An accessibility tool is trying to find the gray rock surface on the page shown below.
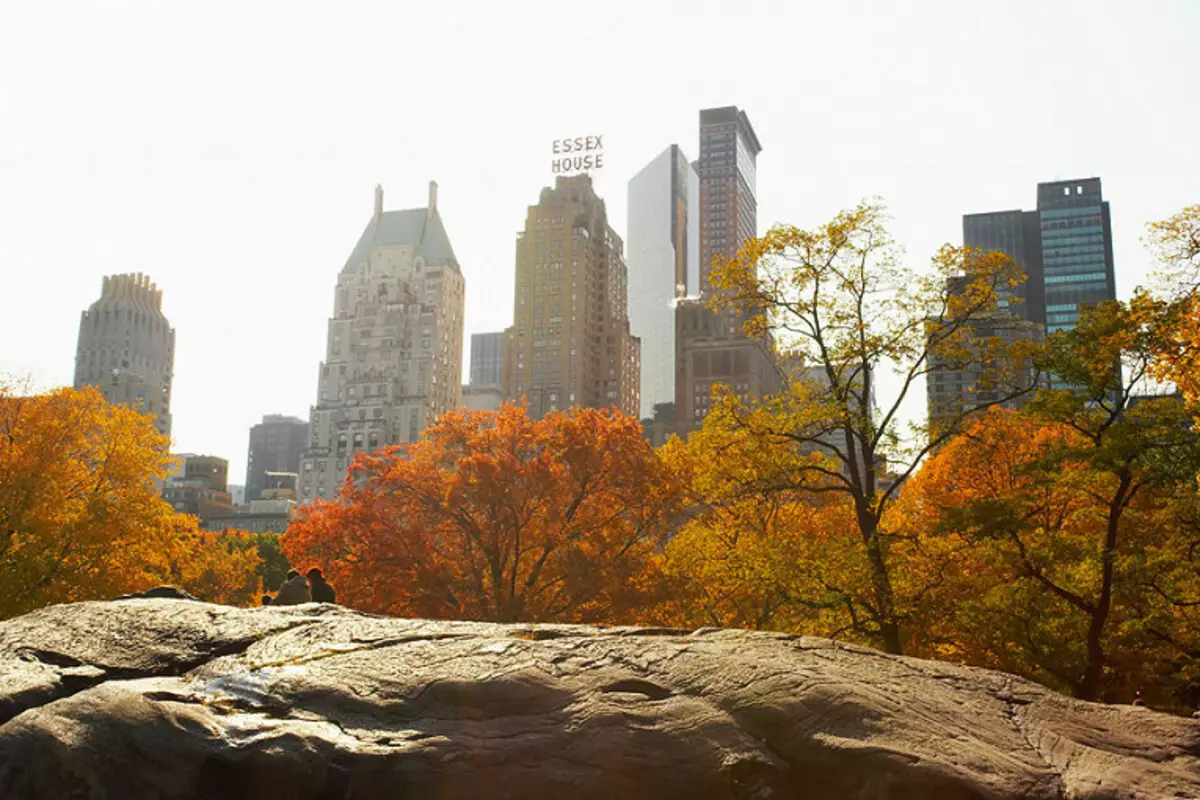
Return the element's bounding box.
[0,599,1197,799]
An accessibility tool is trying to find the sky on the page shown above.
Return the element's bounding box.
[2,0,1197,485]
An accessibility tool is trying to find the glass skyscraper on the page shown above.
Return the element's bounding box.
[962,177,1116,332]
[932,177,1118,422]
[627,144,699,420]
[1036,178,1116,333]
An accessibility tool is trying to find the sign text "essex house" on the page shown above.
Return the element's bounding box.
[551,136,604,174]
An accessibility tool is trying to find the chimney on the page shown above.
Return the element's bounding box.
[427,180,438,218]
[373,184,383,221]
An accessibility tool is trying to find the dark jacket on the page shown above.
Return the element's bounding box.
[273,574,311,605]
[310,576,336,604]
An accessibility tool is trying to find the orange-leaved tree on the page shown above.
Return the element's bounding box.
[900,297,1200,703]
[0,383,261,617]
[282,403,682,622]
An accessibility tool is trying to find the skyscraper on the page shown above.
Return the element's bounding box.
[245,414,308,502]
[674,106,778,433]
[469,331,504,387]
[698,106,762,287]
[962,210,1045,324]
[298,183,465,503]
[1037,178,1116,333]
[502,174,639,419]
[931,177,1117,422]
[627,144,699,420]
[74,273,175,437]
[963,177,1116,333]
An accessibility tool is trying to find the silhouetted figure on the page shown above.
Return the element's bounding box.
[307,568,336,604]
[273,569,311,605]
[261,594,273,606]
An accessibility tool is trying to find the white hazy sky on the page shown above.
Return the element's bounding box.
[2,1,1197,485]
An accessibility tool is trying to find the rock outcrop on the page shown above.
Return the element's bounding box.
[1,599,1197,799]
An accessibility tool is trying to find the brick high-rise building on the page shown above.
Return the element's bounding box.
[74,273,175,437]
[245,414,308,502]
[299,182,465,503]
[502,174,639,419]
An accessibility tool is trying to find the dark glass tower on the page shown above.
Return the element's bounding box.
[962,210,1045,324]
[962,177,1115,331]
[933,178,1118,423]
[1036,178,1116,333]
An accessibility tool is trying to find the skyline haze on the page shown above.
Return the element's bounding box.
[2,1,1197,483]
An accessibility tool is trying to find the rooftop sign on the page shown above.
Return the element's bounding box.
[552,136,604,174]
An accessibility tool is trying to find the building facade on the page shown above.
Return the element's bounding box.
[627,144,699,420]
[245,414,308,502]
[963,209,1045,324]
[163,453,232,523]
[698,106,762,287]
[299,183,465,503]
[964,177,1116,332]
[936,177,1117,420]
[674,297,782,427]
[469,332,504,388]
[926,303,1044,427]
[462,384,503,412]
[1037,178,1117,333]
[502,174,640,419]
[74,273,175,437]
[672,106,776,435]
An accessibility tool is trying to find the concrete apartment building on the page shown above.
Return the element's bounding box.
[502,174,639,419]
[245,414,308,502]
[627,144,699,420]
[299,183,465,503]
[74,273,175,437]
[674,107,779,434]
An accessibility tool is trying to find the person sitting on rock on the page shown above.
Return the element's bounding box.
[307,567,336,604]
[272,569,311,605]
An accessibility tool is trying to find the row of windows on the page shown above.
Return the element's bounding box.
[1044,272,1107,285]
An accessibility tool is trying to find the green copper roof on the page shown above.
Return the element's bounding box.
[341,207,459,273]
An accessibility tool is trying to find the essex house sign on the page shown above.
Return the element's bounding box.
[551,135,604,174]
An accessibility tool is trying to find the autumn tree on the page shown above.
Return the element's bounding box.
[281,404,682,623]
[0,383,261,617]
[904,301,1200,703]
[705,202,1040,654]
[657,428,874,638]
[1142,204,1200,409]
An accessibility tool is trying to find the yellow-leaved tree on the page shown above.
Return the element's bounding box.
[0,383,261,618]
[699,201,1041,654]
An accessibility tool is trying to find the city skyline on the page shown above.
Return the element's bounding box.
[3,2,1198,484]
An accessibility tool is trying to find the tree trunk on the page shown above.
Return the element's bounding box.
[1075,472,1131,701]
[859,507,902,655]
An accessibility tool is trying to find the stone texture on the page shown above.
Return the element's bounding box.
[0,599,1197,799]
